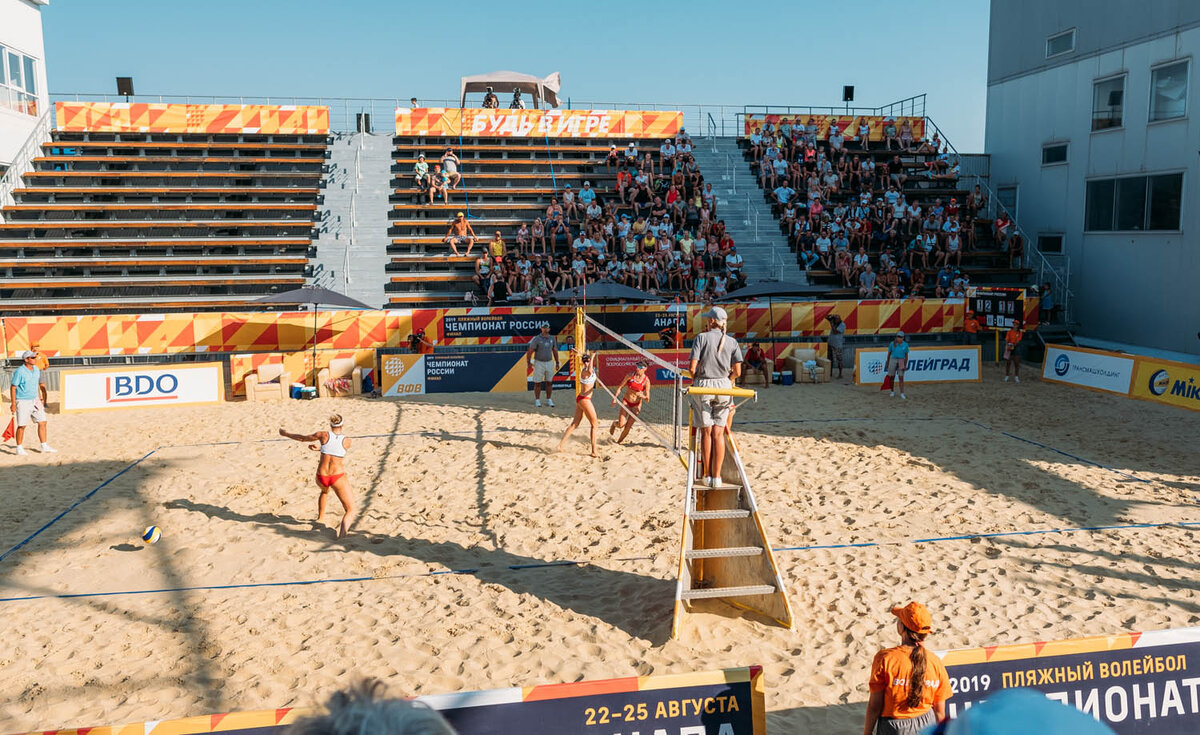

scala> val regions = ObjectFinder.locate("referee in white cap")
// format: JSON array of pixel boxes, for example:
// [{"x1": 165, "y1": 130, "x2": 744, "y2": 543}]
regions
[{"x1": 688, "y1": 306, "x2": 742, "y2": 487}]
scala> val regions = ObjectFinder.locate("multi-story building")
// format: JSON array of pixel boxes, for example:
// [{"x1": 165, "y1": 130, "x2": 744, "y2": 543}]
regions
[
  {"x1": 0, "y1": 0, "x2": 49, "y2": 168},
  {"x1": 986, "y1": 0, "x2": 1199, "y2": 356}
]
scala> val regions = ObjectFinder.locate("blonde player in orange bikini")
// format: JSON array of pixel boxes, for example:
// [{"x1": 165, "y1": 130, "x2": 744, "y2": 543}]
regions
[
  {"x1": 609, "y1": 360, "x2": 651, "y2": 445},
  {"x1": 279, "y1": 414, "x2": 357, "y2": 538},
  {"x1": 556, "y1": 349, "x2": 600, "y2": 457}
]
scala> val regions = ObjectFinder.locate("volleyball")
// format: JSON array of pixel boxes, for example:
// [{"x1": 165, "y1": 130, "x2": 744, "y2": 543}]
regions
[{"x1": 141, "y1": 526, "x2": 162, "y2": 545}]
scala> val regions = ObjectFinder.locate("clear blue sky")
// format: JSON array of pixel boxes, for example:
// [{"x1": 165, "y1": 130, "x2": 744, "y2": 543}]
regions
[{"x1": 40, "y1": 0, "x2": 990, "y2": 150}]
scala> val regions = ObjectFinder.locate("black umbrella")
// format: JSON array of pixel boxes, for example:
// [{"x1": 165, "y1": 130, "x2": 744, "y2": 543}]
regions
[
  {"x1": 716, "y1": 280, "x2": 828, "y2": 360},
  {"x1": 551, "y1": 280, "x2": 665, "y2": 304},
  {"x1": 254, "y1": 286, "x2": 375, "y2": 386}
]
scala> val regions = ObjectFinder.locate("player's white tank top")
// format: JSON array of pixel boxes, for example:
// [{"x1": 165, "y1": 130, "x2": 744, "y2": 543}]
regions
[{"x1": 320, "y1": 431, "x2": 347, "y2": 457}]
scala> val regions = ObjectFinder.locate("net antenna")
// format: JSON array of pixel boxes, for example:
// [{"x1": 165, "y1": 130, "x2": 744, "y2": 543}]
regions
[{"x1": 581, "y1": 311, "x2": 688, "y2": 459}]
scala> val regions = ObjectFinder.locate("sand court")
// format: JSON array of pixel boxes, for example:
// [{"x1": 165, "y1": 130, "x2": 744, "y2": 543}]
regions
[{"x1": 2, "y1": 370, "x2": 1199, "y2": 732}]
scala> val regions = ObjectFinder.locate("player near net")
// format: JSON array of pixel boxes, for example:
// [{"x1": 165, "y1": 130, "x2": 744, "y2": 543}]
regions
[
  {"x1": 608, "y1": 360, "x2": 651, "y2": 445},
  {"x1": 689, "y1": 306, "x2": 743, "y2": 487}
]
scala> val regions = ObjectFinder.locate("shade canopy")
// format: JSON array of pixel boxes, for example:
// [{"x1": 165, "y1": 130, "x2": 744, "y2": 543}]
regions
[
  {"x1": 460, "y1": 71, "x2": 561, "y2": 109},
  {"x1": 253, "y1": 285, "x2": 374, "y2": 310},
  {"x1": 552, "y1": 280, "x2": 663, "y2": 303},
  {"x1": 717, "y1": 280, "x2": 828, "y2": 301}
]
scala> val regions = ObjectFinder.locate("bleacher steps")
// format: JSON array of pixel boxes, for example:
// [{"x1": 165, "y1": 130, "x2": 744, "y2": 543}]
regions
[
  {"x1": 680, "y1": 584, "x2": 776, "y2": 601},
  {"x1": 685, "y1": 547, "x2": 764, "y2": 560}
]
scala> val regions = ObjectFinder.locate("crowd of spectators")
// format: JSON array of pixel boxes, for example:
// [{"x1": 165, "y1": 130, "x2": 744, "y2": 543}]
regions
[
  {"x1": 744, "y1": 116, "x2": 1013, "y2": 298},
  {"x1": 426, "y1": 129, "x2": 748, "y2": 305}
]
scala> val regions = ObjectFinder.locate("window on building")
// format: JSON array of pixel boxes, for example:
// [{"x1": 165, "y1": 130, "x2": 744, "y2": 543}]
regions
[
  {"x1": 1092, "y1": 76, "x2": 1125, "y2": 131},
  {"x1": 0, "y1": 45, "x2": 39, "y2": 116},
  {"x1": 1085, "y1": 173, "x2": 1184, "y2": 231},
  {"x1": 1150, "y1": 60, "x2": 1189, "y2": 122},
  {"x1": 997, "y1": 186, "x2": 1018, "y2": 219},
  {"x1": 1046, "y1": 29, "x2": 1075, "y2": 58},
  {"x1": 1042, "y1": 143, "x2": 1068, "y2": 165},
  {"x1": 1037, "y1": 235, "x2": 1064, "y2": 254}
]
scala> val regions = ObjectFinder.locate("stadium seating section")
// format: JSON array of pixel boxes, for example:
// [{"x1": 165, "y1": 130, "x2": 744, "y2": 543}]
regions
[
  {"x1": 0, "y1": 131, "x2": 330, "y2": 313},
  {"x1": 739, "y1": 136, "x2": 1030, "y2": 296},
  {"x1": 386, "y1": 138, "x2": 667, "y2": 307}
]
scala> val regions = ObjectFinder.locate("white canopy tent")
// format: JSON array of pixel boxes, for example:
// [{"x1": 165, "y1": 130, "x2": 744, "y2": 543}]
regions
[{"x1": 459, "y1": 71, "x2": 562, "y2": 109}]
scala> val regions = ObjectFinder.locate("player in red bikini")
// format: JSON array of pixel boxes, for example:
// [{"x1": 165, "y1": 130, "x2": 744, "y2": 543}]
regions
[
  {"x1": 279, "y1": 414, "x2": 357, "y2": 538},
  {"x1": 609, "y1": 360, "x2": 651, "y2": 445}
]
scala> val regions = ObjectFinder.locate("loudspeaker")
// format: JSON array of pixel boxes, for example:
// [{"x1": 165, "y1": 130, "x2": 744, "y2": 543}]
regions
[
  {"x1": 843, "y1": 85, "x2": 855, "y2": 103},
  {"x1": 1107, "y1": 90, "x2": 1123, "y2": 107},
  {"x1": 116, "y1": 77, "x2": 134, "y2": 97},
  {"x1": 356, "y1": 113, "x2": 372, "y2": 133}
]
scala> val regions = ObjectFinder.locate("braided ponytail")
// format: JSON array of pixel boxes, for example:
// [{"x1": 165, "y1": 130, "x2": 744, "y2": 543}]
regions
[{"x1": 904, "y1": 628, "x2": 930, "y2": 709}]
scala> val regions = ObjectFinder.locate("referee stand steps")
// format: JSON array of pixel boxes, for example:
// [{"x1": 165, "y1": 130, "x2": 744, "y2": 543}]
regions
[{"x1": 672, "y1": 418, "x2": 794, "y2": 638}]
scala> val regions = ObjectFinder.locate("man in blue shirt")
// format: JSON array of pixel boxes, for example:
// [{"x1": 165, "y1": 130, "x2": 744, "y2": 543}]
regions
[
  {"x1": 578, "y1": 181, "x2": 596, "y2": 207},
  {"x1": 9, "y1": 350, "x2": 55, "y2": 455},
  {"x1": 885, "y1": 332, "x2": 910, "y2": 400}
]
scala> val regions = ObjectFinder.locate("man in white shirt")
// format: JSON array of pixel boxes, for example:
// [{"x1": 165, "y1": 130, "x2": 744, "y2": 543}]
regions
[
  {"x1": 624, "y1": 142, "x2": 638, "y2": 164},
  {"x1": 660, "y1": 140, "x2": 676, "y2": 174},
  {"x1": 725, "y1": 246, "x2": 744, "y2": 276}
]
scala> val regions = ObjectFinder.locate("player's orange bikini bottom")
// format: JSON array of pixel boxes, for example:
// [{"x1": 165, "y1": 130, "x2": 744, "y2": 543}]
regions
[{"x1": 316, "y1": 473, "x2": 345, "y2": 488}]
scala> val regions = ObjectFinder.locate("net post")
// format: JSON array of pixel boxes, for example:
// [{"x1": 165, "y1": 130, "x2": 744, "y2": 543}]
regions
[{"x1": 574, "y1": 306, "x2": 585, "y2": 396}]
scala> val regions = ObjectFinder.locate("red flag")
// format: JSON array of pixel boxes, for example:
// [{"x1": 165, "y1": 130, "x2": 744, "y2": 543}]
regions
[
  {"x1": 880, "y1": 375, "x2": 894, "y2": 391},
  {"x1": 2, "y1": 417, "x2": 14, "y2": 442}
]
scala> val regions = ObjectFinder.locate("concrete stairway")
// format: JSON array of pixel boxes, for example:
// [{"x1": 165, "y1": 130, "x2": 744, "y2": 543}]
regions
[
  {"x1": 691, "y1": 138, "x2": 805, "y2": 284},
  {"x1": 310, "y1": 132, "x2": 393, "y2": 308}
]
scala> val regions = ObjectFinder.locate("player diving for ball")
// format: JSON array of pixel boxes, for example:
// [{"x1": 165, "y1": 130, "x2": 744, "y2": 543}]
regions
[
  {"x1": 279, "y1": 414, "x2": 357, "y2": 538},
  {"x1": 609, "y1": 360, "x2": 651, "y2": 445}
]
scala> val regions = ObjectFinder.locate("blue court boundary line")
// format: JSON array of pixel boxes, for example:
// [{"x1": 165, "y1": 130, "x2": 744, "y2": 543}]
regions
[
  {"x1": 3, "y1": 521, "x2": 1198, "y2": 604},
  {"x1": 0, "y1": 428, "x2": 537, "y2": 564}
]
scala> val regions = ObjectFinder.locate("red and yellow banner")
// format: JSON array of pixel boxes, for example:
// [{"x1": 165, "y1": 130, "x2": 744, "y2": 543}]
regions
[
  {"x1": 55, "y1": 102, "x2": 330, "y2": 135},
  {"x1": 1, "y1": 300, "x2": 984, "y2": 361},
  {"x1": 395, "y1": 107, "x2": 682, "y2": 139},
  {"x1": 743, "y1": 114, "x2": 925, "y2": 142}
]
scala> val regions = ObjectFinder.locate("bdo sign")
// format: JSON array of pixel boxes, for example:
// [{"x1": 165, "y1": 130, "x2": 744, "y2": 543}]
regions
[{"x1": 61, "y1": 363, "x2": 224, "y2": 412}]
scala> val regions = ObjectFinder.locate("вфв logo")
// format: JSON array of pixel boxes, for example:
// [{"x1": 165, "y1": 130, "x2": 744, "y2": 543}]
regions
[
  {"x1": 1054, "y1": 354, "x2": 1070, "y2": 377},
  {"x1": 1148, "y1": 369, "x2": 1170, "y2": 396},
  {"x1": 384, "y1": 356, "x2": 411, "y2": 377}
]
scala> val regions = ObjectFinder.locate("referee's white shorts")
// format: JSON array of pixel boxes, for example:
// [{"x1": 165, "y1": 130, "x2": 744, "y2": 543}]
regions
[
  {"x1": 531, "y1": 360, "x2": 556, "y2": 383},
  {"x1": 690, "y1": 378, "x2": 733, "y2": 428},
  {"x1": 16, "y1": 399, "x2": 47, "y2": 427}
]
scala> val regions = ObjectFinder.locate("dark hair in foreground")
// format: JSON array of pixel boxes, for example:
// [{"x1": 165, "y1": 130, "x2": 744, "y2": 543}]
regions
[{"x1": 288, "y1": 679, "x2": 457, "y2": 735}]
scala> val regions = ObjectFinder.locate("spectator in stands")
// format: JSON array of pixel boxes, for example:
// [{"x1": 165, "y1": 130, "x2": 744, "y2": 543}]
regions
[
  {"x1": 858, "y1": 264, "x2": 878, "y2": 298},
  {"x1": 440, "y1": 149, "x2": 462, "y2": 189},
  {"x1": 909, "y1": 267, "x2": 926, "y2": 297},
  {"x1": 579, "y1": 180, "x2": 597, "y2": 212},
  {"x1": 829, "y1": 124, "x2": 845, "y2": 158},
  {"x1": 862, "y1": 602, "x2": 952, "y2": 735},
  {"x1": 487, "y1": 271, "x2": 510, "y2": 305},
  {"x1": 899, "y1": 118, "x2": 914, "y2": 150},
  {"x1": 487, "y1": 230, "x2": 506, "y2": 260},
  {"x1": 1008, "y1": 232, "x2": 1024, "y2": 268},
  {"x1": 509, "y1": 88, "x2": 526, "y2": 109},
  {"x1": 881, "y1": 266, "x2": 902, "y2": 299},
  {"x1": 1039, "y1": 283, "x2": 1055, "y2": 324},
  {"x1": 444, "y1": 213, "x2": 477, "y2": 256},
  {"x1": 413, "y1": 154, "x2": 430, "y2": 193},
  {"x1": 473, "y1": 252, "x2": 494, "y2": 293},
  {"x1": 9, "y1": 350, "x2": 54, "y2": 455},
  {"x1": 561, "y1": 184, "x2": 580, "y2": 221},
  {"x1": 856, "y1": 117, "x2": 872, "y2": 150},
  {"x1": 886, "y1": 332, "x2": 909, "y2": 399},
  {"x1": 624, "y1": 142, "x2": 638, "y2": 165},
  {"x1": 724, "y1": 246, "x2": 744, "y2": 280},
  {"x1": 1004, "y1": 320, "x2": 1024, "y2": 383},
  {"x1": 543, "y1": 254, "x2": 562, "y2": 291},
  {"x1": 883, "y1": 117, "x2": 900, "y2": 150},
  {"x1": 836, "y1": 249, "x2": 854, "y2": 288},
  {"x1": 515, "y1": 221, "x2": 530, "y2": 255},
  {"x1": 530, "y1": 217, "x2": 546, "y2": 256},
  {"x1": 410, "y1": 97, "x2": 419, "y2": 109},
  {"x1": 660, "y1": 138, "x2": 677, "y2": 174},
  {"x1": 482, "y1": 87, "x2": 499, "y2": 109},
  {"x1": 428, "y1": 164, "x2": 450, "y2": 204},
  {"x1": 815, "y1": 229, "x2": 834, "y2": 269}
]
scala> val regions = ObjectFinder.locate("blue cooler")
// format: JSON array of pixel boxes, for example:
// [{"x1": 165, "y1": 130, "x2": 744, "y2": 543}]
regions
[
  {"x1": 289, "y1": 385, "x2": 304, "y2": 399},
  {"x1": 781, "y1": 370, "x2": 795, "y2": 386}
]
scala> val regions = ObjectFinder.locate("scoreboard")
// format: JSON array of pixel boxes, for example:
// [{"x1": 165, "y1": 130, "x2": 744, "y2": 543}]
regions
[{"x1": 969, "y1": 288, "x2": 1025, "y2": 329}]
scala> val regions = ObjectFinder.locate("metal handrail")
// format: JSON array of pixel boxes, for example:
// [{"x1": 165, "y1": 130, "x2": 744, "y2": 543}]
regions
[
  {"x1": 923, "y1": 116, "x2": 1073, "y2": 325},
  {"x1": 0, "y1": 110, "x2": 52, "y2": 219},
  {"x1": 726, "y1": 153, "x2": 736, "y2": 195},
  {"x1": 741, "y1": 94, "x2": 927, "y2": 127}
]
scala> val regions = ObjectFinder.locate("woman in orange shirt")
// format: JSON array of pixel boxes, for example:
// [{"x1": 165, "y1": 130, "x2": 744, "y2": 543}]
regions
[
  {"x1": 863, "y1": 602, "x2": 952, "y2": 735},
  {"x1": 1004, "y1": 319, "x2": 1024, "y2": 383}
]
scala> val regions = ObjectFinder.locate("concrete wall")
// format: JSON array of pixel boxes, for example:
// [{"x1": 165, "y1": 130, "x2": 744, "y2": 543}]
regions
[
  {"x1": 0, "y1": 0, "x2": 49, "y2": 166},
  {"x1": 986, "y1": 4, "x2": 1200, "y2": 354}
]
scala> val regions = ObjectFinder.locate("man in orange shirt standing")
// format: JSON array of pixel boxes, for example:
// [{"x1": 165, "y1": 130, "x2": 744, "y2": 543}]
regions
[
  {"x1": 863, "y1": 601, "x2": 952, "y2": 735},
  {"x1": 1003, "y1": 319, "x2": 1024, "y2": 383},
  {"x1": 963, "y1": 310, "x2": 981, "y2": 346}
]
